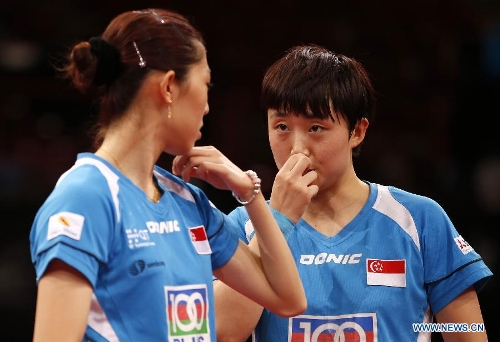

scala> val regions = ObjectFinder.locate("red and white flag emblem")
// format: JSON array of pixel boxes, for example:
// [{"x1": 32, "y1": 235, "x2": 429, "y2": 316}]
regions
[
  {"x1": 189, "y1": 226, "x2": 212, "y2": 255},
  {"x1": 454, "y1": 235, "x2": 473, "y2": 255},
  {"x1": 366, "y1": 259, "x2": 406, "y2": 287}
]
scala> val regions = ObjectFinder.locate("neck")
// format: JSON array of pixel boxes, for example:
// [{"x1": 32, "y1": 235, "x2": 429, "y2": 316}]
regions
[
  {"x1": 96, "y1": 126, "x2": 162, "y2": 203},
  {"x1": 303, "y1": 177, "x2": 369, "y2": 231}
]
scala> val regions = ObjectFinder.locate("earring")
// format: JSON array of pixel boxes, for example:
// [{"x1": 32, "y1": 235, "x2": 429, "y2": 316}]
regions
[{"x1": 167, "y1": 106, "x2": 172, "y2": 119}]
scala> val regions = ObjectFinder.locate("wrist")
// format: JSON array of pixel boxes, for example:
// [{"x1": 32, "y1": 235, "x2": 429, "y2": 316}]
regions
[{"x1": 232, "y1": 170, "x2": 261, "y2": 205}]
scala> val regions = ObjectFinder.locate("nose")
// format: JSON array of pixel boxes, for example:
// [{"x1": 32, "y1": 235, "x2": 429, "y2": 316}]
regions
[
  {"x1": 290, "y1": 133, "x2": 310, "y2": 156},
  {"x1": 204, "y1": 102, "x2": 209, "y2": 115}
]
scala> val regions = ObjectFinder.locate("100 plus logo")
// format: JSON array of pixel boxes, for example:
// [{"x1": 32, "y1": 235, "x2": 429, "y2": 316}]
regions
[
  {"x1": 165, "y1": 284, "x2": 209, "y2": 342},
  {"x1": 289, "y1": 313, "x2": 377, "y2": 342}
]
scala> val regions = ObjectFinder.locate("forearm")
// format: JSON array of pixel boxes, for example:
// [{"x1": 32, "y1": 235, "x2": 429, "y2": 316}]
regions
[
  {"x1": 214, "y1": 279, "x2": 263, "y2": 342},
  {"x1": 244, "y1": 192, "x2": 306, "y2": 316}
]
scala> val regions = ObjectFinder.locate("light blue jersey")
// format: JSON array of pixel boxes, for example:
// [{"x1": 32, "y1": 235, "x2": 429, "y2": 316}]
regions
[
  {"x1": 228, "y1": 182, "x2": 492, "y2": 342},
  {"x1": 30, "y1": 153, "x2": 239, "y2": 342}
]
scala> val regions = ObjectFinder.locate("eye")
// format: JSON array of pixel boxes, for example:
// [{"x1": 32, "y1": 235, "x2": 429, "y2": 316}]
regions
[
  {"x1": 276, "y1": 123, "x2": 289, "y2": 132},
  {"x1": 310, "y1": 125, "x2": 324, "y2": 133}
]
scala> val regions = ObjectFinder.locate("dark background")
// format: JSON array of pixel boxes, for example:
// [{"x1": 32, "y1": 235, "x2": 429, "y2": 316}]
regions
[{"x1": 1, "y1": 0, "x2": 499, "y2": 341}]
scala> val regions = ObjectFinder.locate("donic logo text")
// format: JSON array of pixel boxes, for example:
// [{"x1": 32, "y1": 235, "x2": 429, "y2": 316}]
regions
[
  {"x1": 147, "y1": 220, "x2": 180, "y2": 234},
  {"x1": 300, "y1": 253, "x2": 362, "y2": 265}
]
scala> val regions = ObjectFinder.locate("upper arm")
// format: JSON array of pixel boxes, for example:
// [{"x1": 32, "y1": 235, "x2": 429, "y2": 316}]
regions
[
  {"x1": 434, "y1": 286, "x2": 488, "y2": 342},
  {"x1": 33, "y1": 259, "x2": 93, "y2": 342}
]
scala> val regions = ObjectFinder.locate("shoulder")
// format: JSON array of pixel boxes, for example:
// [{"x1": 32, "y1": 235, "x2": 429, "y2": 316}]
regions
[
  {"x1": 228, "y1": 203, "x2": 250, "y2": 219},
  {"x1": 34, "y1": 154, "x2": 121, "y2": 225},
  {"x1": 369, "y1": 184, "x2": 478, "y2": 248},
  {"x1": 369, "y1": 182, "x2": 453, "y2": 248},
  {"x1": 227, "y1": 200, "x2": 272, "y2": 222},
  {"x1": 371, "y1": 182, "x2": 446, "y2": 217},
  {"x1": 31, "y1": 155, "x2": 120, "y2": 243},
  {"x1": 53, "y1": 155, "x2": 117, "y2": 201}
]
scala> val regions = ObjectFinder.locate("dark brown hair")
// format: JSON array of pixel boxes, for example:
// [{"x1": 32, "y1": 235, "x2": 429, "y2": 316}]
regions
[
  {"x1": 60, "y1": 8, "x2": 205, "y2": 148},
  {"x1": 261, "y1": 45, "x2": 376, "y2": 156}
]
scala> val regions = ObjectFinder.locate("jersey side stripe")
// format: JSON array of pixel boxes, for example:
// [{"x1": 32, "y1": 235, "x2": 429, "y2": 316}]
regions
[
  {"x1": 417, "y1": 306, "x2": 432, "y2": 342},
  {"x1": 87, "y1": 293, "x2": 119, "y2": 341}
]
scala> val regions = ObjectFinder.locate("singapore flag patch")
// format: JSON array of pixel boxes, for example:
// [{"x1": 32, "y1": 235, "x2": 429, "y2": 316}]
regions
[
  {"x1": 189, "y1": 226, "x2": 212, "y2": 255},
  {"x1": 367, "y1": 259, "x2": 406, "y2": 287},
  {"x1": 454, "y1": 235, "x2": 473, "y2": 255}
]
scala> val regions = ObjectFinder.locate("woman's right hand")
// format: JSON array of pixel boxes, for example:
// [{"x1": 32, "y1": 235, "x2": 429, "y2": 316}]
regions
[
  {"x1": 172, "y1": 146, "x2": 256, "y2": 201},
  {"x1": 270, "y1": 153, "x2": 318, "y2": 223}
]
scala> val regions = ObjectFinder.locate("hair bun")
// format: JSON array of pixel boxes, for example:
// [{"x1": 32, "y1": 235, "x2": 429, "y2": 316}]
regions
[{"x1": 89, "y1": 36, "x2": 123, "y2": 86}]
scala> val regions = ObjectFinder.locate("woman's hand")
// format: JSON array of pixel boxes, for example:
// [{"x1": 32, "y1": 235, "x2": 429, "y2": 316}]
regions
[
  {"x1": 270, "y1": 153, "x2": 319, "y2": 223},
  {"x1": 172, "y1": 146, "x2": 255, "y2": 200}
]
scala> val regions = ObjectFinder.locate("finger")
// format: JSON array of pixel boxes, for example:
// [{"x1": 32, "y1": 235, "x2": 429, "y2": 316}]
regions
[
  {"x1": 186, "y1": 146, "x2": 218, "y2": 158},
  {"x1": 181, "y1": 160, "x2": 198, "y2": 182},
  {"x1": 174, "y1": 151, "x2": 212, "y2": 180},
  {"x1": 172, "y1": 155, "x2": 183, "y2": 175},
  {"x1": 172, "y1": 147, "x2": 215, "y2": 172},
  {"x1": 302, "y1": 170, "x2": 318, "y2": 184},
  {"x1": 287, "y1": 154, "x2": 313, "y2": 176},
  {"x1": 281, "y1": 153, "x2": 307, "y2": 171},
  {"x1": 189, "y1": 162, "x2": 229, "y2": 190},
  {"x1": 172, "y1": 154, "x2": 191, "y2": 175},
  {"x1": 308, "y1": 184, "x2": 319, "y2": 198}
]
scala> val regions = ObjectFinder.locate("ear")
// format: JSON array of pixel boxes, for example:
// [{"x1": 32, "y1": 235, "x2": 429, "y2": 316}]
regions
[
  {"x1": 159, "y1": 70, "x2": 176, "y2": 104},
  {"x1": 350, "y1": 117, "x2": 369, "y2": 148}
]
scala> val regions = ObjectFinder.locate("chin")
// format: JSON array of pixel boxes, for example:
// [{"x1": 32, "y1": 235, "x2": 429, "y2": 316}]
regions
[{"x1": 164, "y1": 144, "x2": 193, "y2": 157}]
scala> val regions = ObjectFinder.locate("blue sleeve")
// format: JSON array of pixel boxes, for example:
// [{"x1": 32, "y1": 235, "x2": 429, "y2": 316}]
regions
[
  {"x1": 418, "y1": 198, "x2": 493, "y2": 313},
  {"x1": 227, "y1": 205, "x2": 251, "y2": 242},
  {"x1": 185, "y1": 183, "x2": 239, "y2": 271},
  {"x1": 207, "y1": 209, "x2": 240, "y2": 271},
  {"x1": 225, "y1": 203, "x2": 296, "y2": 244},
  {"x1": 212, "y1": 202, "x2": 297, "y2": 283},
  {"x1": 29, "y1": 166, "x2": 116, "y2": 287},
  {"x1": 35, "y1": 244, "x2": 100, "y2": 287},
  {"x1": 269, "y1": 206, "x2": 295, "y2": 238},
  {"x1": 427, "y1": 260, "x2": 492, "y2": 314}
]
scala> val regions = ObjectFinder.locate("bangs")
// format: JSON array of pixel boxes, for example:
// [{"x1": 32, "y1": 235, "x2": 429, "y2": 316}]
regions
[
  {"x1": 262, "y1": 85, "x2": 335, "y2": 121},
  {"x1": 261, "y1": 46, "x2": 344, "y2": 121}
]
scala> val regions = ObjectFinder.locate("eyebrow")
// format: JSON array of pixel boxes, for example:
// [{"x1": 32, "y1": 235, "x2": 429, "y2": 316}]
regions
[{"x1": 269, "y1": 110, "x2": 288, "y2": 118}]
